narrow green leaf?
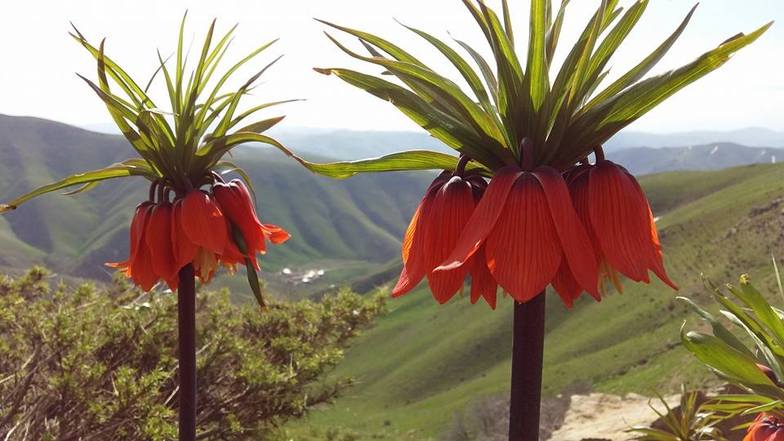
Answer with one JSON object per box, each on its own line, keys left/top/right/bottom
{"left": 205, "top": 129, "right": 488, "bottom": 178}
{"left": 229, "top": 223, "right": 265, "bottom": 308}
{"left": 314, "top": 67, "right": 508, "bottom": 169}
{"left": 235, "top": 115, "right": 286, "bottom": 135}
{"left": 546, "top": 0, "right": 569, "bottom": 63}
{"left": 228, "top": 99, "right": 302, "bottom": 131}
{"left": 452, "top": 37, "right": 499, "bottom": 105}
{"left": 526, "top": 0, "right": 549, "bottom": 111}
{"left": 317, "top": 19, "right": 424, "bottom": 66}
{"left": 0, "top": 160, "right": 155, "bottom": 213}
{"left": 583, "top": 4, "right": 698, "bottom": 111}
{"left": 733, "top": 276, "right": 784, "bottom": 348}
{"left": 401, "top": 23, "right": 492, "bottom": 109}
{"left": 324, "top": 32, "right": 507, "bottom": 148}
{"left": 196, "top": 38, "right": 279, "bottom": 132}
{"left": 572, "top": 21, "right": 772, "bottom": 150}
{"left": 291, "top": 150, "right": 490, "bottom": 179}
{"left": 501, "top": 0, "right": 514, "bottom": 47}
{"left": 682, "top": 328, "right": 784, "bottom": 399}
{"left": 677, "top": 296, "right": 753, "bottom": 356}
{"left": 579, "top": 0, "right": 648, "bottom": 101}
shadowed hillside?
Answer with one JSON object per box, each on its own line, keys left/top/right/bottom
{"left": 0, "top": 114, "right": 431, "bottom": 296}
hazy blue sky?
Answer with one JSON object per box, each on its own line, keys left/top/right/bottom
{"left": 0, "top": 0, "right": 781, "bottom": 133}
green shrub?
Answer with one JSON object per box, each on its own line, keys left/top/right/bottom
{"left": 0, "top": 267, "right": 384, "bottom": 440}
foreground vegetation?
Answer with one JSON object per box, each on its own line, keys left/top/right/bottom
{"left": 0, "top": 268, "right": 384, "bottom": 440}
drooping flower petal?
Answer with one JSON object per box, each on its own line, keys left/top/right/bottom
{"left": 144, "top": 203, "right": 178, "bottom": 288}
{"left": 587, "top": 161, "right": 677, "bottom": 289}
{"left": 193, "top": 247, "right": 219, "bottom": 283}
{"left": 745, "top": 413, "right": 784, "bottom": 441}
{"left": 392, "top": 177, "right": 443, "bottom": 297}
{"left": 106, "top": 202, "right": 153, "bottom": 274}
{"left": 171, "top": 199, "right": 198, "bottom": 271}
{"left": 484, "top": 173, "right": 563, "bottom": 303}
{"left": 470, "top": 245, "right": 497, "bottom": 309}
{"left": 423, "top": 176, "right": 475, "bottom": 303}
{"left": 131, "top": 244, "right": 158, "bottom": 291}
{"left": 437, "top": 166, "right": 521, "bottom": 272}
{"left": 534, "top": 166, "right": 599, "bottom": 298}
{"left": 181, "top": 190, "right": 228, "bottom": 254}
{"left": 214, "top": 179, "right": 291, "bottom": 263}
{"left": 551, "top": 261, "right": 582, "bottom": 308}
{"left": 261, "top": 223, "right": 290, "bottom": 244}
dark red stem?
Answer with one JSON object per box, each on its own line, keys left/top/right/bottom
{"left": 508, "top": 292, "right": 546, "bottom": 441}
{"left": 519, "top": 138, "right": 534, "bottom": 171}
{"left": 148, "top": 180, "right": 160, "bottom": 203}
{"left": 210, "top": 171, "right": 226, "bottom": 184}
{"left": 178, "top": 264, "right": 197, "bottom": 441}
{"left": 453, "top": 155, "right": 471, "bottom": 177}
{"left": 594, "top": 145, "right": 606, "bottom": 162}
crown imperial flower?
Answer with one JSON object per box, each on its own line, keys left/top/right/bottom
{"left": 565, "top": 150, "right": 677, "bottom": 296}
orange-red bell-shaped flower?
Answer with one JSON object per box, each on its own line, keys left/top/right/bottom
{"left": 107, "top": 202, "right": 159, "bottom": 291}
{"left": 567, "top": 158, "right": 677, "bottom": 295}
{"left": 437, "top": 166, "right": 599, "bottom": 307}
{"left": 213, "top": 179, "right": 290, "bottom": 268}
{"left": 108, "top": 200, "right": 182, "bottom": 291}
{"left": 144, "top": 202, "right": 180, "bottom": 290}
{"left": 393, "top": 172, "right": 498, "bottom": 308}
{"left": 176, "top": 190, "right": 231, "bottom": 282}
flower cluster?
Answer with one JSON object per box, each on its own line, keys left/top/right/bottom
{"left": 394, "top": 146, "right": 676, "bottom": 309}
{"left": 109, "top": 178, "right": 289, "bottom": 291}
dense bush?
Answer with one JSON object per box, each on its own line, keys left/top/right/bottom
{"left": 0, "top": 267, "right": 384, "bottom": 440}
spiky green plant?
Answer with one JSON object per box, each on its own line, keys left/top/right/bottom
{"left": 627, "top": 388, "right": 727, "bottom": 441}
{"left": 292, "top": 0, "right": 771, "bottom": 176}
{"left": 1, "top": 16, "right": 296, "bottom": 207}
{"left": 681, "top": 260, "right": 784, "bottom": 427}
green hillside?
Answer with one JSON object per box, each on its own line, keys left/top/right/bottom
{"left": 293, "top": 163, "right": 784, "bottom": 440}
{"left": 0, "top": 115, "right": 430, "bottom": 298}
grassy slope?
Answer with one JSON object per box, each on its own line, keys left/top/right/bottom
{"left": 0, "top": 115, "right": 431, "bottom": 296}
{"left": 294, "top": 163, "right": 784, "bottom": 440}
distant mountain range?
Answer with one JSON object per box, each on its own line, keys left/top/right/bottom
{"left": 604, "top": 127, "right": 784, "bottom": 151}
{"left": 84, "top": 122, "right": 784, "bottom": 159}
{"left": 612, "top": 142, "right": 782, "bottom": 175}
{"left": 270, "top": 127, "right": 784, "bottom": 175}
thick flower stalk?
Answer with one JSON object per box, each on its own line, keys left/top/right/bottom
{"left": 301, "top": 1, "right": 770, "bottom": 440}
{"left": 0, "top": 17, "right": 303, "bottom": 441}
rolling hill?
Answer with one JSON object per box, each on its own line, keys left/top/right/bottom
{"left": 293, "top": 162, "right": 784, "bottom": 440}
{"left": 611, "top": 142, "right": 782, "bottom": 175}
{"left": 0, "top": 114, "right": 431, "bottom": 298}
